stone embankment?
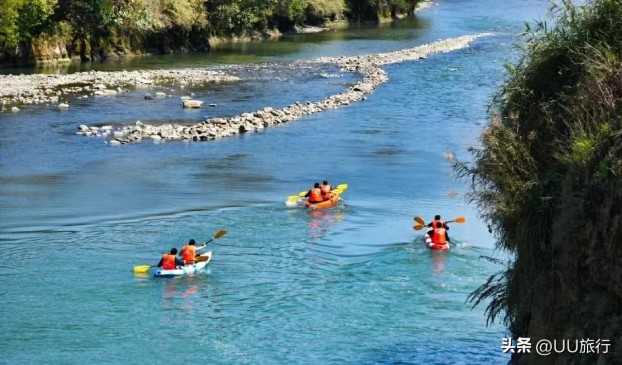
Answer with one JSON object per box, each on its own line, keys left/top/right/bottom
{"left": 3, "top": 34, "right": 491, "bottom": 144}
{"left": 0, "top": 69, "right": 239, "bottom": 108}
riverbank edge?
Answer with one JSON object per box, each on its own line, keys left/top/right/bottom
{"left": 0, "top": 1, "right": 435, "bottom": 67}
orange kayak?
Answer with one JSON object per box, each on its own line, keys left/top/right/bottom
{"left": 424, "top": 232, "right": 449, "bottom": 251}
{"left": 305, "top": 194, "right": 340, "bottom": 209}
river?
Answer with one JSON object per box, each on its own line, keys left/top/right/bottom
{"left": 0, "top": 1, "right": 550, "bottom": 364}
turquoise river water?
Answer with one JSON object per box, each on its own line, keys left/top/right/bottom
{"left": 0, "top": 1, "right": 552, "bottom": 364}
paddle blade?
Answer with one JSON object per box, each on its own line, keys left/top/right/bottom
{"left": 454, "top": 217, "right": 466, "bottom": 223}
{"left": 196, "top": 253, "right": 212, "bottom": 263}
{"left": 413, "top": 224, "right": 425, "bottom": 231}
{"left": 413, "top": 216, "right": 426, "bottom": 225}
{"left": 332, "top": 188, "right": 343, "bottom": 195}
{"left": 214, "top": 229, "right": 227, "bottom": 239}
{"left": 298, "top": 191, "right": 307, "bottom": 197}
{"left": 288, "top": 195, "right": 300, "bottom": 201}
{"left": 133, "top": 265, "right": 152, "bottom": 273}
{"left": 336, "top": 184, "right": 348, "bottom": 190}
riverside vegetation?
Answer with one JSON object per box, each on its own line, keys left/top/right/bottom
{"left": 0, "top": 0, "right": 424, "bottom": 65}
{"left": 454, "top": 0, "right": 622, "bottom": 364}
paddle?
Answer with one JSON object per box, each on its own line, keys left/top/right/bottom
{"left": 286, "top": 190, "right": 309, "bottom": 202}
{"left": 412, "top": 217, "right": 466, "bottom": 231}
{"left": 192, "top": 229, "right": 228, "bottom": 254}
{"left": 413, "top": 216, "right": 466, "bottom": 226}
{"left": 413, "top": 216, "right": 426, "bottom": 225}
{"left": 133, "top": 265, "right": 155, "bottom": 273}
{"left": 304, "top": 183, "right": 347, "bottom": 196}
{"left": 202, "top": 229, "right": 227, "bottom": 246}
{"left": 132, "top": 229, "right": 227, "bottom": 273}
{"left": 287, "top": 190, "right": 308, "bottom": 201}
{"left": 328, "top": 184, "right": 347, "bottom": 196}
{"left": 288, "top": 183, "right": 347, "bottom": 201}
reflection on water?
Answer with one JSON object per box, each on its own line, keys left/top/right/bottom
{"left": 163, "top": 280, "right": 200, "bottom": 299}
{"left": 430, "top": 249, "right": 448, "bottom": 273}
{"left": 306, "top": 208, "right": 345, "bottom": 240}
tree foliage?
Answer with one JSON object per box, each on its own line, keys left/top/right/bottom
{"left": 345, "top": 0, "right": 420, "bottom": 22}
{"left": 1, "top": 0, "right": 422, "bottom": 59}
{"left": 0, "top": 0, "right": 21, "bottom": 48}
{"left": 0, "top": 0, "right": 56, "bottom": 48}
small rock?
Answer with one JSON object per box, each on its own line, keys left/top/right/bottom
{"left": 182, "top": 100, "right": 203, "bottom": 109}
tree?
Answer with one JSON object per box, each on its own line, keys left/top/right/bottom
{"left": 0, "top": 0, "right": 21, "bottom": 48}
{"left": 55, "top": 0, "right": 115, "bottom": 59}
{"left": 0, "top": 0, "right": 57, "bottom": 49}
{"left": 17, "top": 0, "right": 57, "bottom": 39}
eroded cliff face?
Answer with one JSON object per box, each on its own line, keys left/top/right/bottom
{"left": 0, "top": 26, "right": 215, "bottom": 65}
{"left": 30, "top": 34, "right": 73, "bottom": 63}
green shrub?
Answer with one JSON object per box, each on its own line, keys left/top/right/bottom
{"left": 457, "top": 1, "right": 622, "bottom": 362}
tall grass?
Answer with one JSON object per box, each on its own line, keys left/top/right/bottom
{"left": 456, "top": 0, "right": 622, "bottom": 363}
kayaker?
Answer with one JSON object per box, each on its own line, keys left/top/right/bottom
{"left": 429, "top": 221, "right": 451, "bottom": 244}
{"left": 305, "top": 183, "right": 324, "bottom": 204}
{"left": 157, "top": 248, "right": 184, "bottom": 270}
{"left": 427, "top": 215, "right": 449, "bottom": 230}
{"left": 181, "top": 239, "right": 207, "bottom": 265}
{"left": 320, "top": 180, "right": 332, "bottom": 201}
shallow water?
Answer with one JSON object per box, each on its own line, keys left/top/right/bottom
{"left": 0, "top": 1, "right": 551, "bottom": 364}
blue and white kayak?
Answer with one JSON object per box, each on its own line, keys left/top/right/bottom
{"left": 153, "top": 251, "right": 212, "bottom": 278}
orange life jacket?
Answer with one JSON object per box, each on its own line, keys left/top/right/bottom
{"left": 162, "top": 254, "right": 176, "bottom": 270}
{"left": 432, "top": 227, "right": 447, "bottom": 244}
{"left": 181, "top": 245, "right": 196, "bottom": 263}
{"left": 320, "top": 184, "right": 332, "bottom": 200}
{"left": 308, "top": 188, "right": 323, "bottom": 203}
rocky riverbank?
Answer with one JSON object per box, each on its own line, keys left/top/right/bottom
{"left": 3, "top": 33, "right": 491, "bottom": 144}
{"left": 0, "top": 69, "right": 239, "bottom": 110}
